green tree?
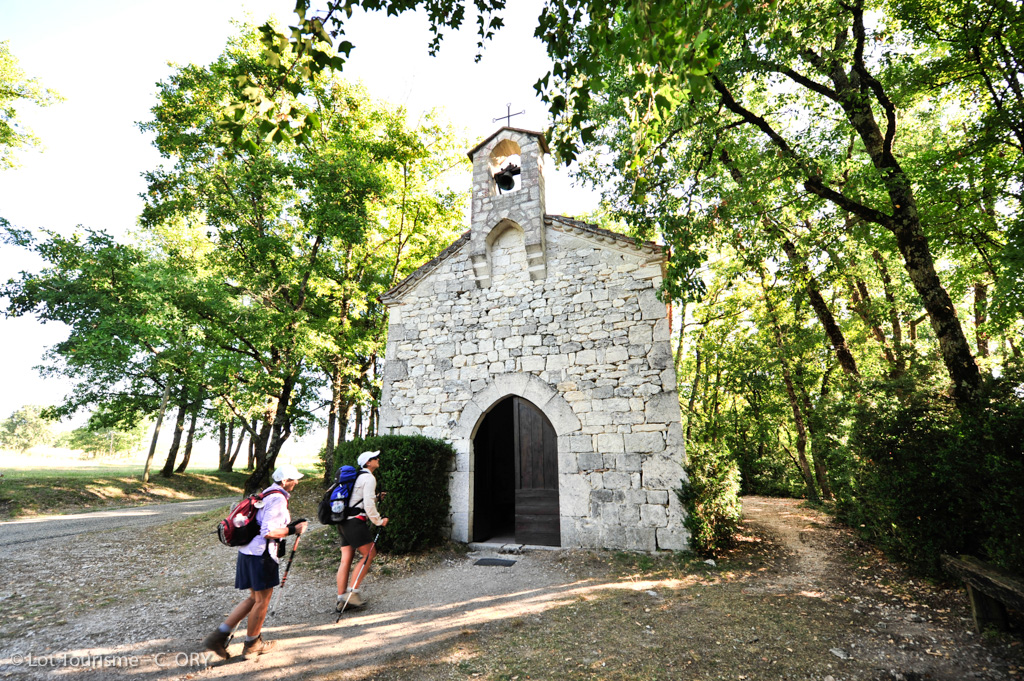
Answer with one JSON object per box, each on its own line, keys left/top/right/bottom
{"left": 0, "top": 41, "right": 61, "bottom": 169}
{"left": 140, "top": 26, "right": 467, "bottom": 492}
{"left": 1, "top": 227, "right": 197, "bottom": 476}
{"left": 216, "top": 1, "right": 730, "bottom": 162}
{"left": 0, "top": 405, "right": 54, "bottom": 453}
{"left": 62, "top": 421, "right": 148, "bottom": 459}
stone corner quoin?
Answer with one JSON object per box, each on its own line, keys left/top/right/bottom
{"left": 378, "top": 127, "right": 689, "bottom": 553}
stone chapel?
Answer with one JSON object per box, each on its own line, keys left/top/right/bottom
{"left": 378, "top": 127, "right": 688, "bottom": 552}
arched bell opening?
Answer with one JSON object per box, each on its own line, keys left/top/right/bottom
{"left": 472, "top": 395, "right": 560, "bottom": 546}
{"left": 488, "top": 139, "right": 522, "bottom": 194}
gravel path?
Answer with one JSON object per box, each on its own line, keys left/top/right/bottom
{"left": 0, "top": 497, "right": 1020, "bottom": 681}
{"left": 0, "top": 516, "right": 605, "bottom": 681}
{"left": 0, "top": 498, "right": 236, "bottom": 546}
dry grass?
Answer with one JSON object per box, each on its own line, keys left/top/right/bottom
{"left": 344, "top": 517, "right": 1024, "bottom": 681}
{"left": 0, "top": 465, "right": 250, "bottom": 519}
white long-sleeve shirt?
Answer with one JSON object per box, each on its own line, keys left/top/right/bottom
{"left": 239, "top": 483, "right": 291, "bottom": 562}
{"left": 349, "top": 469, "right": 384, "bottom": 526}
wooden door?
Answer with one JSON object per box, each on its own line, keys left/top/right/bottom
{"left": 513, "top": 397, "right": 560, "bottom": 546}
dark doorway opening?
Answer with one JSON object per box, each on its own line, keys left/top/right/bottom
{"left": 472, "top": 396, "right": 560, "bottom": 546}
{"left": 472, "top": 398, "right": 516, "bottom": 542}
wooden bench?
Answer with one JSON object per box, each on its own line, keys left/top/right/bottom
{"left": 941, "top": 554, "right": 1024, "bottom": 632}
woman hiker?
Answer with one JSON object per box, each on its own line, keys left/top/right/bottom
{"left": 203, "top": 464, "right": 308, "bottom": 659}
{"left": 336, "top": 450, "right": 389, "bottom": 610}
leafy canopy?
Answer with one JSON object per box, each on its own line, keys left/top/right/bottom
{"left": 0, "top": 41, "right": 62, "bottom": 170}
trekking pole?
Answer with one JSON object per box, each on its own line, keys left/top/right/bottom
{"left": 267, "top": 534, "right": 301, "bottom": 620}
{"left": 336, "top": 530, "right": 380, "bottom": 622}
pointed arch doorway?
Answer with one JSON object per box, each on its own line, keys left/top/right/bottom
{"left": 473, "top": 396, "right": 560, "bottom": 546}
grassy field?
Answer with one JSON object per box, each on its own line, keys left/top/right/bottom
{"left": 0, "top": 453, "right": 322, "bottom": 520}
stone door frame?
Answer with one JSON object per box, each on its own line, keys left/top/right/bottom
{"left": 450, "top": 372, "right": 581, "bottom": 544}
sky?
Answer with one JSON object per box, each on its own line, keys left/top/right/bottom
{"left": 0, "top": 0, "right": 600, "bottom": 452}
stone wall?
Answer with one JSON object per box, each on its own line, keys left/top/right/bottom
{"left": 380, "top": 216, "right": 689, "bottom": 551}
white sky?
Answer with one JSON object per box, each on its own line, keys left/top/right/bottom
{"left": 0, "top": 0, "right": 599, "bottom": 448}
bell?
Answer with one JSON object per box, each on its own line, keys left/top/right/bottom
{"left": 493, "top": 163, "right": 521, "bottom": 192}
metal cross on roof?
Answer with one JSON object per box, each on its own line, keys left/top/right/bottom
{"left": 492, "top": 103, "right": 525, "bottom": 127}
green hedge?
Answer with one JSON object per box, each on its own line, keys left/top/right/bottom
{"left": 835, "top": 370, "right": 1024, "bottom": 576}
{"left": 331, "top": 435, "right": 455, "bottom": 554}
{"left": 677, "top": 442, "right": 742, "bottom": 557}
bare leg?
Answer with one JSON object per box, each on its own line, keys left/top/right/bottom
{"left": 245, "top": 588, "right": 274, "bottom": 638}
{"left": 224, "top": 593, "right": 255, "bottom": 630}
{"left": 337, "top": 545, "right": 355, "bottom": 595}
{"left": 351, "top": 542, "right": 377, "bottom": 590}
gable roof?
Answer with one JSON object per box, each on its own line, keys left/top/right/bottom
{"left": 379, "top": 216, "right": 665, "bottom": 306}
{"left": 466, "top": 127, "right": 551, "bottom": 159}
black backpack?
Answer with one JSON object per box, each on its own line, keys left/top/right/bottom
{"left": 317, "top": 465, "right": 366, "bottom": 525}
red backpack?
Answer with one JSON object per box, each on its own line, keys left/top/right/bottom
{"left": 217, "top": 489, "right": 285, "bottom": 547}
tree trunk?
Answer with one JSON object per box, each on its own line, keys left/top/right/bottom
{"left": 781, "top": 239, "right": 859, "bottom": 377}
{"left": 796, "top": 372, "right": 834, "bottom": 501}
{"left": 816, "top": 11, "right": 980, "bottom": 403}
{"left": 909, "top": 313, "right": 927, "bottom": 341}
{"left": 337, "top": 401, "right": 350, "bottom": 451}
{"left": 160, "top": 401, "right": 188, "bottom": 478}
{"left": 849, "top": 279, "right": 899, "bottom": 370}
{"left": 218, "top": 419, "right": 235, "bottom": 472}
{"left": 368, "top": 352, "right": 379, "bottom": 437}
{"left": 686, "top": 343, "right": 704, "bottom": 441}
{"left": 228, "top": 421, "right": 245, "bottom": 470}
{"left": 324, "top": 364, "right": 341, "bottom": 483}
{"left": 782, "top": 367, "right": 816, "bottom": 500}
{"left": 218, "top": 423, "right": 227, "bottom": 470}
{"left": 175, "top": 405, "right": 199, "bottom": 473}
{"left": 873, "top": 250, "right": 906, "bottom": 375}
{"left": 142, "top": 381, "right": 172, "bottom": 484}
{"left": 247, "top": 418, "right": 257, "bottom": 470}
{"left": 244, "top": 374, "right": 296, "bottom": 495}
{"left": 974, "top": 282, "right": 989, "bottom": 358}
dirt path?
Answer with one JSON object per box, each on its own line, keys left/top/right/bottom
{"left": 740, "top": 497, "right": 1022, "bottom": 680}
{"left": 0, "top": 497, "right": 1020, "bottom": 680}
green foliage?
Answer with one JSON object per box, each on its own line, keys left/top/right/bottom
{"left": 1, "top": 226, "right": 188, "bottom": 427}
{"left": 0, "top": 405, "right": 54, "bottom": 453}
{"left": 59, "top": 422, "right": 148, "bottom": 459}
{"left": 0, "top": 41, "right": 62, "bottom": 169}
{"left": 333, "top": 435, "right": 455, "bottom": 554}
{"left": 677, "top": 443, "right": 742, "bottom": 557}
{"left": 3, "top": 24, "right": 467, "bottom": 494}
{"left": 225, "top": 1, "right": 729, "bottom": 163}
{"left": 835, "top": 370, "right": 1024, "bottom": 575}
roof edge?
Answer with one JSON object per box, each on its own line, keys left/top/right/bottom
{"left": 379, "top": 230, "right": 471, "bottom": 306}
{"left": 467, "top": 127, "right": 551, "bottom": 160}
{"left": 545, "top": 215, "right": 664, "bottom": 258}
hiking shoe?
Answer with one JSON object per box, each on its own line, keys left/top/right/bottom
{"left": 202, "top": 629, "right": 231, "bottom": 660}
{"left": 241, "top": 635, "right": 276, "bottom": 659}
{"left": 339, "top": 591, "right": 365, "bottom": 609}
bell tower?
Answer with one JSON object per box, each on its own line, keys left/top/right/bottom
{"left": 466, "top": 127, "right": 549, "bottom": 288}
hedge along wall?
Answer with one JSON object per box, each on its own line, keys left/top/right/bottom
{"left": 333, "top": 435, "right": 455, "bottom": 554}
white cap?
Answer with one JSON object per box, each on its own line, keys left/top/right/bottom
{"left": 357, "top": 450, "right": 381, "bottom": 468}
{"left": 272, "top": 463, "right": 304, "bottom": 482}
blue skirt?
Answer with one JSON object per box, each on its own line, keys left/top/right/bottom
{"left": 235, "top": 551, "right": 280, "bottom": 591}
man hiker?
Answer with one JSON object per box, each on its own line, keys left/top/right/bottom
{"left": 336, "top": 450, "right": 389, "bottom": 610}
{"left": 203, "top": 464, "right": 308, "bottom": 659}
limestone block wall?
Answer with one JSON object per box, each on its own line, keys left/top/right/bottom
{"left": 380, "top": 218, "right": 689, "bottom": 552}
